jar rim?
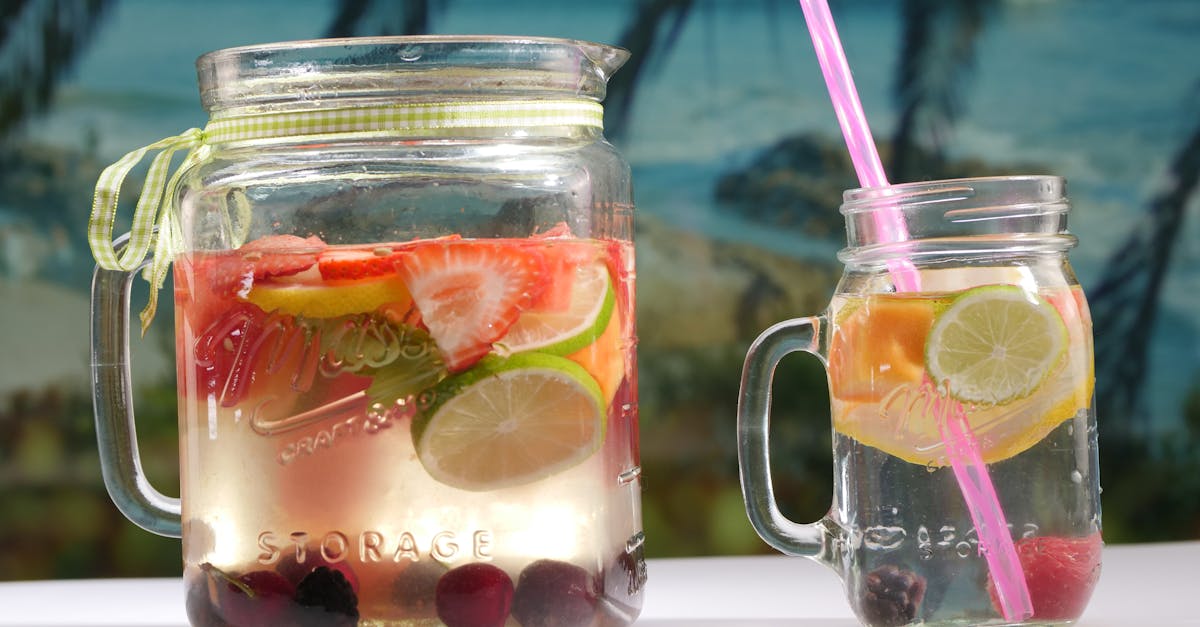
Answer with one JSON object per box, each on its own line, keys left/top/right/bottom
{"left": 840, "top": 175, "right": 1066, "bottom": 215}
{"left": 195, "top": 35, "right": 630, "bottom": 114}
{"left": 836, "top": 175, "right": 1075, "bottom": 262}
{"left": 197, "top": 35, "right": 628, "bottom": 69}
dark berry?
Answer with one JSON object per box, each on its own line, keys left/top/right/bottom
{"left": 277, "top": 550, "right": 361, "bottom": 593}
{"left": 513, "top": 559, "right": 599, "bottom": 627}
{"left": 294, "top": 566, "right": 360, "bottom": 626}
{"left": 436, "top": 562, "right": 513, "bottom": 627}
{"left": 860, "top": 565, "right": 927, "bottom": 626}
{"left": 393, "top": 560, "right": 448, "bottom": 618}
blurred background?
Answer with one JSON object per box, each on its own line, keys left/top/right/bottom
{"left": 1, "top": 0, "right": 1198, "bottom": 580}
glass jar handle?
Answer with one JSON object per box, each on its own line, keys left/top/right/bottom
{"left": 737, "top": 315, "right": 831, "bottom": 557}
{"left": 90, "top": 237, "right": 181, "bottom": 538}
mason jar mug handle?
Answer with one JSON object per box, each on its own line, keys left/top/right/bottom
{"left": 736, "top": 315, "right": 830, "bottom": 557}
{"left": 90, "top": 236, "right": 181, "bottom": 538}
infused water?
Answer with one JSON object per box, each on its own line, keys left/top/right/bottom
{"left": 826, "top": 282, "right": 1100, "bottom": 625}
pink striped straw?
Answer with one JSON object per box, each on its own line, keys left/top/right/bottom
{"left": 936, "top": 392, "right": 1034, "bottom": 620}
{"left": 797, "top": 0, "right": 918, "bottom": 290}
{"left": 797, "top": 0, "right": 1032, "bottom": 621}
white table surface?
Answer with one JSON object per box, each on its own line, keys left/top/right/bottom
{"left": 0, "top": 542, "right": 1194, "bottom": 626}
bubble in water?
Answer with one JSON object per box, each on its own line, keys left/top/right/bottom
{"left": 925, "top": 462, "right": 938, "bottom": 474}
{"left": 919, "top": 547, "right": 934, "bottom": 561}
{"left": 1070, "top": 469, "right": 1083, "bottom": 484}
{"left": 398, "top": 46, "right": 423, "bottom": 61}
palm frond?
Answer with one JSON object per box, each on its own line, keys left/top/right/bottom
{"left": 889, "top": 0, "right": 996, "bottom": 182}
{"left": 0, "top": 0, "right": 113, "bottom": 142}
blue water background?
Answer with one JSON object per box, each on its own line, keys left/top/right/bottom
{"left": 27, "top": 0, "right": 1200, "bottom": 427}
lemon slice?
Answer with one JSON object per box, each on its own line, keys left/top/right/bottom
{"left": 244, "top": 276, "right": 410, "bottom": 318}
{"left": 413, "top": 353, "right": 605, "bottom": 491}
{"left": 926, "top": 285, "right": 1068, "bottom": 405}
{"left": 494, "top": 262, "right": 615, "bottom": 356}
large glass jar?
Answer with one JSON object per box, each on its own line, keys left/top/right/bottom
{"left": 738, "top": 176, "right": 1100, "bottom": 625}
{"left": 90, "top": 36, "right": 644, "bottom": 626}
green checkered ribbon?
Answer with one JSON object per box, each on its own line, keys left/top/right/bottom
{"left": 88, "top": 99, "right": 604, "bottom": 333}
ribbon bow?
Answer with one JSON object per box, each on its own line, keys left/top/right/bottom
{"left": 88, "top": 128, "right": 205, "bottom": 333}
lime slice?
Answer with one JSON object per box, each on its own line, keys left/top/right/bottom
{"left": 926, "top": 285, "right": 1068, "bottom": 405}
{"left": 245, "top": 275, "right": 410, "bottom": 319}
{"left": 413, "top": 353, "right": 605, "bottom": 491}
{"left": 494, "top": 262, "right": 615, "bottom": 356}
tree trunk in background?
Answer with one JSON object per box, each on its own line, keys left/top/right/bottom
{"left": 0, "top": 0, "right": 113, "bottom": 143}
{"left": 1090, "top": 118, "right": 1200, "bottom": 448}
{"left": 326, "top": 0, "right": 439, "bottom": 38}
{"left": 605, "top": 0, "right": 696, "bottom": 141}
{"left": 889, "top": 0, "right": 994, "bottom": 183}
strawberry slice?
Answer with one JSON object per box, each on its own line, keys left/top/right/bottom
{"left": 988, "top": 532, "right": 1103, "bottom": 620}
{"left": 318, "top": 247, "right": 407, "bottom": 282}
{"left": 317, "top": 236, "right": 465, "bottom": 282}
{"left": 396, "top": 240, "right": 547, "bottom": 371}
{"left": 525, "top": 223, "right": 603, "bottom": 312}
{"left": 207, "top": 235, "right": 326, "bottom": 296}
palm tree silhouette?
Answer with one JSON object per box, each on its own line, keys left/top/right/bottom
{"left": 1090, "top": 116, "right": 1200, "bottom": 447}
{"left": 326, "top": 0, "right": 441, "bottom": 38}
{"left": 0, "top": 0, "right": 113, "bottom": 143}
{"left": 889, "top": 0, "right": 997, "bottom": 182}
{"left": 602, "top": 0, "right": 695, "bottom": 141}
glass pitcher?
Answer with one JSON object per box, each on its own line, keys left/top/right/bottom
{"left": 89, "top": 36, "right": 644, "bottom": 627}
{"left": 738, "top": 176, "right": 1101, "bottom": 625}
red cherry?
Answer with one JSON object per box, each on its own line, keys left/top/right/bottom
{"left": 203, "top": 565, "right": 294, "bottom": 627}
{"left": 513, "top": 559, "right": 599, "bottom": 627}
{"left": 436, "top": 562, "right": 514, "bottom": 627}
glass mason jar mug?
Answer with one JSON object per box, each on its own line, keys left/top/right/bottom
{"left": 738, "top": 176, "right": 1101, "bottom": 625}
{"left": 89, "top": 37, "right": 644, "bottom": 626}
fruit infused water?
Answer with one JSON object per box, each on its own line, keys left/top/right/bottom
{"left": 826, "top": 276, "right": 1100, "bottom": 625}
{"left": 175, "top": 227, "right": 643, "bottom": 626}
